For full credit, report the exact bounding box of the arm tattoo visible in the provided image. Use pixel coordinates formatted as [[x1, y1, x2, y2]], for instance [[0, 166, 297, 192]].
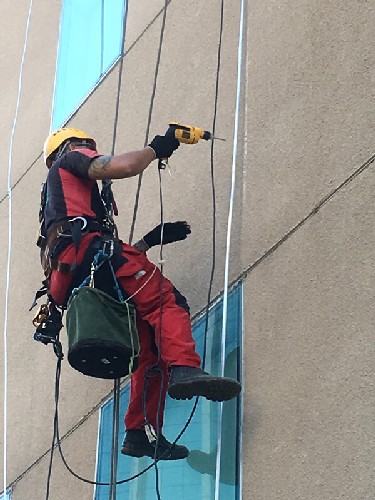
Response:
[[89, 155, 113, 175]]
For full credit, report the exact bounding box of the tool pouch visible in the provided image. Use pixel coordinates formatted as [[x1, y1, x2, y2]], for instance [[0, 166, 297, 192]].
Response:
[[66, 286, 139, 379]]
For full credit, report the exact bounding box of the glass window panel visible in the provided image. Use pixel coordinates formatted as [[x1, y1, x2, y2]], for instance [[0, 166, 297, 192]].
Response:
[[0, 491, 11, 500], [95, 284, 242, 499], [52, 0, 126, 129]]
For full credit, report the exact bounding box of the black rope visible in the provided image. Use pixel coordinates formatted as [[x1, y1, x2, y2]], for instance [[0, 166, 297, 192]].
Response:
[[109, 377, 121, 499], [153, 166, 166, 499], [128, 0, 170, 244], [142, 366, 165, 500], [128, 0, 226, 469], [53, 358, 167, 487], [46, 0, 225, 495], [52, 0, 174, 492], [122, 0, 226, 486], [201, 0, 223, 369], [110, 0, 129, 157], [130, 0, 225, 489], [151, 0, 225, 455], [106, 1, 130, 495], [45, 355, 62, 500]]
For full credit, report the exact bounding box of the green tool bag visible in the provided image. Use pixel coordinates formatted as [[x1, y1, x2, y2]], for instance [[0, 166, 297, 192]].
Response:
[[66, 286, 139, 379]]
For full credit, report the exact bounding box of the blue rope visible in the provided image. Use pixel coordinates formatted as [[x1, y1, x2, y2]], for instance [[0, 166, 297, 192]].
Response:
[[70, 247, 124, 303]]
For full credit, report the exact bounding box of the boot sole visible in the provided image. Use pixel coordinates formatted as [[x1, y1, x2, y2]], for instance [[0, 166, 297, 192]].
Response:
[[168, 376, 241, 402], [121, 443, 189, 460]]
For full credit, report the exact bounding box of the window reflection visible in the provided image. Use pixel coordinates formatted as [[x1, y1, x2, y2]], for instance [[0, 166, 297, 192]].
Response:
[[52, 0, 126, 128]]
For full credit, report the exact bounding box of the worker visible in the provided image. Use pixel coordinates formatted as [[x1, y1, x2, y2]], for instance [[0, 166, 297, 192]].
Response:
[[39, 127, 241, 460]]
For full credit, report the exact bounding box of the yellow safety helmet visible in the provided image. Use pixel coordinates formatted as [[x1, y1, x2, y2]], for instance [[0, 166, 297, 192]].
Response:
[[43, 127, 96, 167]]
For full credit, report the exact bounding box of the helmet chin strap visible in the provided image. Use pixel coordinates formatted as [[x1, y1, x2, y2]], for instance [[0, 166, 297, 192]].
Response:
[[52, 139, 95, 164], [48, 140, 72, 165]]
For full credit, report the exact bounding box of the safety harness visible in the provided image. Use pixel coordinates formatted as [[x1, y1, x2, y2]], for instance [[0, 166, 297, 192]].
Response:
[[32, 177, 140, 379], [40, 216, 106, 274]]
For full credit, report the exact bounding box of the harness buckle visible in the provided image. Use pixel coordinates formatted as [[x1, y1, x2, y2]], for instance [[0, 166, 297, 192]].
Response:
[[68, 216, 88, 231]]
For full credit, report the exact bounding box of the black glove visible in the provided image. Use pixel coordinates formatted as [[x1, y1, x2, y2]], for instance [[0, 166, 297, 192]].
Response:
[[148, 135, 180, 159], [142, 221, 191, 249]]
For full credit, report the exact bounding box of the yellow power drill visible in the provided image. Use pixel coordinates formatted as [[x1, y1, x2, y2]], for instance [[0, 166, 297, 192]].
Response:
[[166, 121, 225, 144]]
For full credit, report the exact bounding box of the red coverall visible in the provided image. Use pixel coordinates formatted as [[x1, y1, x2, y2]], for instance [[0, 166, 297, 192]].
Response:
[[43, 147, 201, 432]]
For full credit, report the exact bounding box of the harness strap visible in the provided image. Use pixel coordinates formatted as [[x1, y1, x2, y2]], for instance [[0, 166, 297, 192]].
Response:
[[40, 217, 106, 251], [40, 217, 112, 276], [69, 218, 87, 272], [49, 259, 75, 273]]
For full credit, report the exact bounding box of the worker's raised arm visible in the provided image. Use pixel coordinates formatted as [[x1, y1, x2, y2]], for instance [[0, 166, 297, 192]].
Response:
[[88, 148, 155, 179], [87, 135, 179, 180]]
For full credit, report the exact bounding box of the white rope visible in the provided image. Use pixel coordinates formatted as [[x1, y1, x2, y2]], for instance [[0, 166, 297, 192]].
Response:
[[214, 0, 246, 497], [3, 0, 34, 496], [123, 266, 158, 303]]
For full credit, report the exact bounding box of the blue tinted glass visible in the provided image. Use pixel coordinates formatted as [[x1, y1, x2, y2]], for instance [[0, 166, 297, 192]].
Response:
[[95, 284, 242, 499], [0, 491, 11, 500], [52, 0, 126, 129]]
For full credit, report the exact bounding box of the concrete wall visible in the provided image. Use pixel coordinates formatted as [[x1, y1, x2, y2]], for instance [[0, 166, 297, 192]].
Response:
[[0, 0, 374, 498], [242, 168, 375, 499]]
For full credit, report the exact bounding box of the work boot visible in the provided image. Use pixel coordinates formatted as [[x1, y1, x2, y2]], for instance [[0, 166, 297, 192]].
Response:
[[168, 366, 241, 402], [121, 429, 189, 460]]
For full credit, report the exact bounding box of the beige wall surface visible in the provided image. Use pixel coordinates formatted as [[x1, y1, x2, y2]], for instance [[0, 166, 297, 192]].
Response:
[[11, 412, 99, 500], [242, 166, 375, 499], [240, 0, 375, 272], [0, 0, 374, 498], [0, 0, 60, 199]]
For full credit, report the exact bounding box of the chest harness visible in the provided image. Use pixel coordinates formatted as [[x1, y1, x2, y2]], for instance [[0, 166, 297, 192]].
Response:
[[31, 179, 140, 379], [37, 176, 117, 276]]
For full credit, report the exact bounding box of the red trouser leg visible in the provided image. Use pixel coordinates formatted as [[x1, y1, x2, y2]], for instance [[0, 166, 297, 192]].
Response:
[[49, 239, 201, 432], [115, 244, 201, 368], [125, 317, 168, 431]]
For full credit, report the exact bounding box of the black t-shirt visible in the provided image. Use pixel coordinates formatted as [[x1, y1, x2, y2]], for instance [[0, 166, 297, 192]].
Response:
[[43, 148, 106, 233]]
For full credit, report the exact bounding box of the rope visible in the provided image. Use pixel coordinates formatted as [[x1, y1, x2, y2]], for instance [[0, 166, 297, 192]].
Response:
[[163, 0, 226, 458], [45, 353, 63, 500], [3, 1, 34, 496], [128, 0, 171, 244], [110, 0, 129, 157], [106, 1, 130, 495], [152, 167, 166, 499], [128, 0, 170, 491], [28, 0, 236, 496], [51, 0, 173, 492], [214, 0, 246, 497], [122, 0, 232, 493]]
